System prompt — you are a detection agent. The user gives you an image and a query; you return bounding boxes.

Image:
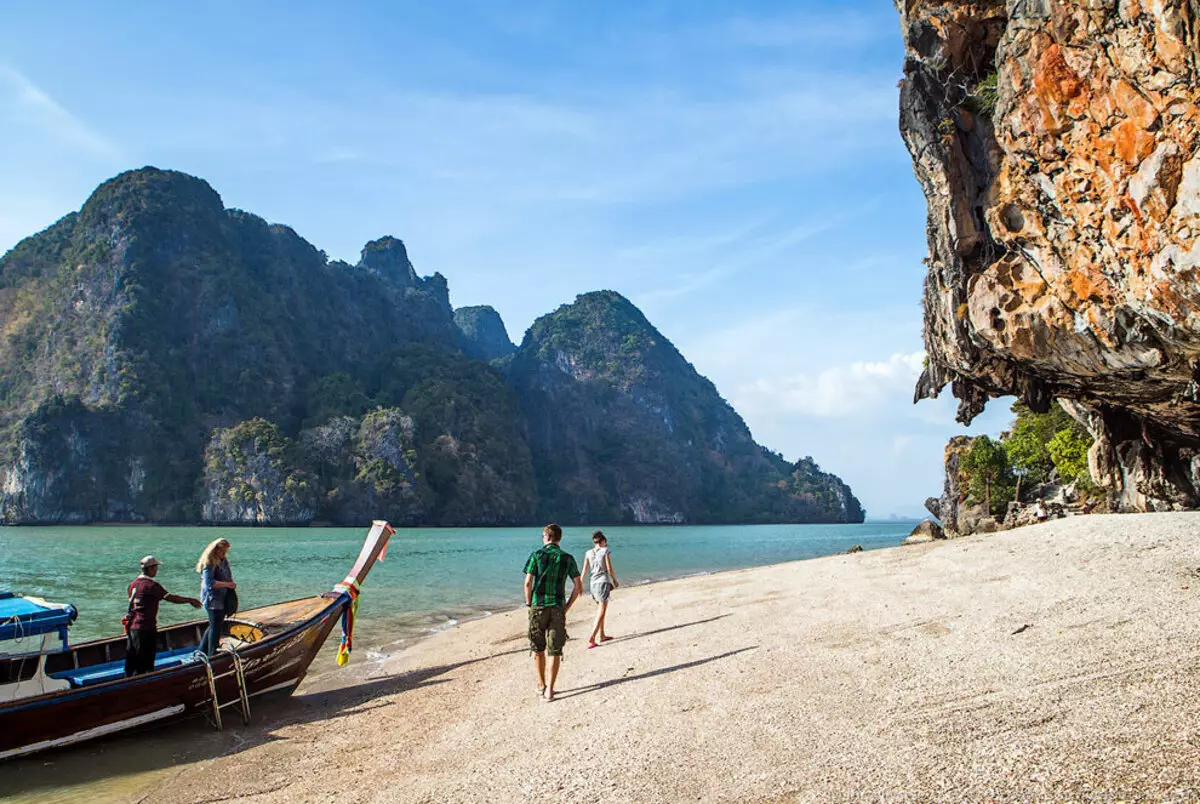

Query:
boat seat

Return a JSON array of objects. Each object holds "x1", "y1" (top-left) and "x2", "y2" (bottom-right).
[{"x1": 51, "y1": 646, "x2": 201, "y2": 687}]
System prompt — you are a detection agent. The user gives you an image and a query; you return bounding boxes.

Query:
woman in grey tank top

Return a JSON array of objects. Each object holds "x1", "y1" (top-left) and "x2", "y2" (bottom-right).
[{"x1": 581, "y1": 530, "x2": 620, "y2": 648}]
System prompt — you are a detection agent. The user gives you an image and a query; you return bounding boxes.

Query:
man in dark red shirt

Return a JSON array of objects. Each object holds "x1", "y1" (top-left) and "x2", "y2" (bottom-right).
[{"x1": 125, "y1": 555, "x2": 201, "y2": 677}]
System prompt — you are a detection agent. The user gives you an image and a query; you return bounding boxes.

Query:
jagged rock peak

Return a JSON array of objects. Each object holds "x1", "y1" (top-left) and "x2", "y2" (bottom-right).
[
  {"x1": 897, "y1": 0, "x2": 1200, "y2": 511},
  {"x1": 454, "y1": 305, "x2": 516, "y2": 362},
  {"x1": 357, "y1": 237, "x2": 451, "y2": 311},
  {"x1": 358, "y1": 236, "x2": 419, "y2": 287}
]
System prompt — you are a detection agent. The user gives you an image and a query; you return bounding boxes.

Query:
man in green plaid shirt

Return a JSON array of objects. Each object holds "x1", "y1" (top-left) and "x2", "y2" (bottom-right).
[{"x1": 523, "y1": 523, "x2": 582, "y2": 702}]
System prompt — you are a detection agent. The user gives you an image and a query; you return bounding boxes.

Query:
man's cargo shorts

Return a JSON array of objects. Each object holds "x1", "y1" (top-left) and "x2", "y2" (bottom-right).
[{"x1": 528, "y1": 605, "x2": 567, "y2": 656}]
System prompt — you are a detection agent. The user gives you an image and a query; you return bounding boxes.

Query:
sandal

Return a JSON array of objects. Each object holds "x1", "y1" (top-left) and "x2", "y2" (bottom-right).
[{"x1": 587, "y1": 642, "x2": 597, "y2": 649}]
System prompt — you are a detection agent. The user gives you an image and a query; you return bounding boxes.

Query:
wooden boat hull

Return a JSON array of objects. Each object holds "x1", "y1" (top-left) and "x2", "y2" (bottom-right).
[{"x1": 0, "y1": 594, "x2": 346, "y2": 760}]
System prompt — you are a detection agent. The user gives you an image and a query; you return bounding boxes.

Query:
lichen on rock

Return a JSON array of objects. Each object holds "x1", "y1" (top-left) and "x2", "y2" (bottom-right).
[{"x1": 898, "y1": 0, "x2": 1200, "y2": 510}]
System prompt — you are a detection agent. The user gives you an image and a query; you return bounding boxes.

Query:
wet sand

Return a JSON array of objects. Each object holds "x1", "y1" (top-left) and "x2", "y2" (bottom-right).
[{"x1": 4, "y1": 512, "x2": 1200, "y2": 802}]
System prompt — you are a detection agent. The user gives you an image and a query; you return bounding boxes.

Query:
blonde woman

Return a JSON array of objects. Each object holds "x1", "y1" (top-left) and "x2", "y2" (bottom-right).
[{"x1": 196, "y1": 538, "x2": 236, "y2": 655}]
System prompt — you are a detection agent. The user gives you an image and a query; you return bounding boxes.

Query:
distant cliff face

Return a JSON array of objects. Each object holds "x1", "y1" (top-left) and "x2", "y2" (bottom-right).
[
  {"x1": 454, "y1": 305, "x2": 516, "y2": 362},
  {"x1": 898, "y1": 0, "x2": 1200, "y2": 510},
  {"x1": 507, "y1": 291, "x2": 865, "y2": 524},
  {"x1": 0, "y1": 168, "x2": 458, "y2": 522},
  {"x1": 0, "y1": 168, "x2": 861, "y2": 526}
]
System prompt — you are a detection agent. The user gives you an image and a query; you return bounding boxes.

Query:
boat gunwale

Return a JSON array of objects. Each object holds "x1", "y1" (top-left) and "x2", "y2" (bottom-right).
[
  {"x1": 56, "y1": 593, "x2": 339, "y2": 652},
  {"x1": 0, "y1": 592, "x2": 349, "y2": 714}
]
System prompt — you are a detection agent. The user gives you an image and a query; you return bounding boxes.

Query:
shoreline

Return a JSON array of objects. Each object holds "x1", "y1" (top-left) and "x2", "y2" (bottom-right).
[
  {"x1": 316, "y1": 540, "x2": 900, "y2": 676},
  {"x1": 9, "y1": 512, "x2": 1198, "y2": 802},
  {"x1": 2, "y1": 521, "x2": 910, "y2": 645}
]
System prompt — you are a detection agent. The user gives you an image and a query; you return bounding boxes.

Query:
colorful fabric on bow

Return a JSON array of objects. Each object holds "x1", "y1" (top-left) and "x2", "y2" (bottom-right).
[{"x1": 334, "y1": 577, "x2": 361, "y2": 667}]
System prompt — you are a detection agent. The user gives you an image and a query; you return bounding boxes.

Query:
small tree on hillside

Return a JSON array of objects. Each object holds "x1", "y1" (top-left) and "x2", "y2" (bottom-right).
[
  {"x1": 1048, "y1": 426, "x2": 1092, "y2": 487},
  {"x1": 962, "y1": 435, "x2": 1015, "y2": 517},
  {"x1": 1002, "y1": 401, "x2": 1079, "y2": 496}
]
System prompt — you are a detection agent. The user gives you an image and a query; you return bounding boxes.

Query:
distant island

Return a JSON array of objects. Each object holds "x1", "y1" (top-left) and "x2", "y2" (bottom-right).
[{"x1": 0, "y1": 168, "x2": 864, "y2": 527}]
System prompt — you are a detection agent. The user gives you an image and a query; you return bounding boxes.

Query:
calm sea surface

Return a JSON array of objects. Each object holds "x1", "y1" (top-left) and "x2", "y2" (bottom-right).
[{"x1": 0, "y1": 522, "x2": 917, "y2": 654}]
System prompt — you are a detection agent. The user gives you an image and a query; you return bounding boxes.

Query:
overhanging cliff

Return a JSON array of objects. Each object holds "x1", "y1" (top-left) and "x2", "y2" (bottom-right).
[{"x1": 898, "y1": 0, "x2": 1200, "y2": 510}]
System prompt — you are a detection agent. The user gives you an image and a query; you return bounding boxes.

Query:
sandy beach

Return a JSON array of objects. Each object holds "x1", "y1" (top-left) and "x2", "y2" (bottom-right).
[{"x1": 5, "y1": 512, "x2": 1200, "y2": 802}]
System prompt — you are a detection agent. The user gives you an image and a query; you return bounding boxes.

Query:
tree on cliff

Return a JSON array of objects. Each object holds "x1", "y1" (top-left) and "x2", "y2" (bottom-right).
[
  {"x1": 961, "y1": 436, "x2": 1014, "y2": 517},
  {"x1": 1001, "y1": 401, "x2": 1096, "y2": 499}
]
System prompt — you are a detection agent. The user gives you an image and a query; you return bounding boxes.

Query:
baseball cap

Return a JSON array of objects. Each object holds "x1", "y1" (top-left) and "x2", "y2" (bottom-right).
[{"x1": 140, "y1": 555, "x2": 161, "y2": 568}]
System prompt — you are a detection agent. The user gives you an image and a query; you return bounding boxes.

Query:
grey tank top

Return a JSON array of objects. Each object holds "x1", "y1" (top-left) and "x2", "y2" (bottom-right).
[{"x1": 586, "y1": 547, "x2": 610, "y2": 584}]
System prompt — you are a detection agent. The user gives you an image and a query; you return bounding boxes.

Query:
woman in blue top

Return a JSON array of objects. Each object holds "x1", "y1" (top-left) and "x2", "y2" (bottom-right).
[{"x1": 196, "y1": 538, "x2": 236, "y2": 655}]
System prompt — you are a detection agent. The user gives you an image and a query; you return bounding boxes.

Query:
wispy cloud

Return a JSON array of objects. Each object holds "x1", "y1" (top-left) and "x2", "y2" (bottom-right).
[
  {"x1": 0, "y1": 64, "x2": 121, "y2": 161},
  {"x1": 734, "y1": 352, "x2": 926, "y2": 419},
  {"x1": 631, "y1": 213, "x2": 852, "y2": 309}
]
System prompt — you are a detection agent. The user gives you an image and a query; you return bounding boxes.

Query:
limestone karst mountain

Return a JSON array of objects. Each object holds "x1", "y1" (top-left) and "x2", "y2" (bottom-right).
[
  {"x1": 507, "y1": 291, "x2": 864, "y2": 524},
  {"x1": 0, "y1": 168, "x2": 863, "y2": 525}
]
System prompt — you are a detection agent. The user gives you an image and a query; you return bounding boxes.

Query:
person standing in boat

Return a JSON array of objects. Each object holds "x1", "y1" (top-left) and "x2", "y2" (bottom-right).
[
  {"x1": 196, "y1": 539, "x2": 237, "y2": 655},
  {"x1": 124, "y1": 555, "x2": 201, "y2": 677},
  {"x1": 523, "y1": 523, "x2": 582, "y2": 702}
]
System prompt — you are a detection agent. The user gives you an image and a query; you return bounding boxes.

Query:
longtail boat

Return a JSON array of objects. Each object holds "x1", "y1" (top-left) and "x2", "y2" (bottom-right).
[{"x1": 0, "y1": 520, "x2": 394, "y2": 761}]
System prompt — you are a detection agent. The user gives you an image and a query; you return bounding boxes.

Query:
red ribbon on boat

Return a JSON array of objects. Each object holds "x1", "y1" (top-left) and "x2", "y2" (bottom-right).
[{"x1": 333, "y1": 576, "x2": 361, "y2": 667}]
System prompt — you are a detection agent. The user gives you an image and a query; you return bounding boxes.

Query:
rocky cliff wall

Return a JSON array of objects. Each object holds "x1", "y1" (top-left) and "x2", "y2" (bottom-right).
[
  {"x1": 0, "y1": 169, "x2": 862, "y2": 526},
  {"x1": 898, "y1": 0, "x2": 1200, "y2": 510}
]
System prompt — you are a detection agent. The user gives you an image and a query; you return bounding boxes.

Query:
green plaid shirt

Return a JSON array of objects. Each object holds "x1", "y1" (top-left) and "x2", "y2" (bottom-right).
[{"x1": 523, "y1": 543, "x2": 581, "y2": 608}]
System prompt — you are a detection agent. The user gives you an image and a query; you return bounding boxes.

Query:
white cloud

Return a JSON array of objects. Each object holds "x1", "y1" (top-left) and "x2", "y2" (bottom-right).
[
  {"x1": 0, "y1": 64, "x2": 121, "y2": 161},
  {"x1": 734, "y1": 352, "x2": 926, "y2": 418}
]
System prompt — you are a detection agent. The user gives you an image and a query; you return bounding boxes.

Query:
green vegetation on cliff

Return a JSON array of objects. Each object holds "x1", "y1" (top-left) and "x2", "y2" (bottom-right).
[
  {"x1": 958, "y1": 401, "x2": 1097, "y2": 516},
  {"x1": 508, "y1": 291, "x2": 864, "y2": 524},
  {"x1": 203, "y1": 419, "x2": 316, "y2": 524},
  {"x1": 0, "y1": 168, "x2": 861, "y2": 526}
]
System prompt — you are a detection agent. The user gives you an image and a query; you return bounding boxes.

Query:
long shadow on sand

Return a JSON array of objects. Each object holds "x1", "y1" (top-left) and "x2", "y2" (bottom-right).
[
  {"x1": 598, "y1": 614, "x2": 732, "y2": 646},
  {"x1": 0, "y1": 647, "x2": 527, "y2": 801},
  {"x1": 554, "y1": 645, "x2": 758, "y2": 701}
]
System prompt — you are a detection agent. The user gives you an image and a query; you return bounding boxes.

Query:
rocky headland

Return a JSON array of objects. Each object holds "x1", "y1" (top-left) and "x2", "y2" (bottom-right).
[{"x1": 0, "y1": 168, "x2": 863, "y2": 526}]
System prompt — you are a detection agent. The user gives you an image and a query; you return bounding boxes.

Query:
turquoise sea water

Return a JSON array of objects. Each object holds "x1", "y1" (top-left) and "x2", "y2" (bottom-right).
[{"x1": 0, "y1": 522, "x2": 916, "y2": 652}]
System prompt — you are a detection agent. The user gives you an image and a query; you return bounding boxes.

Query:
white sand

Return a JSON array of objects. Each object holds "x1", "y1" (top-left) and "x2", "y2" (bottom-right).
[{"x1": 7, "y1": 513, "x2": 1200, "y2": 802}]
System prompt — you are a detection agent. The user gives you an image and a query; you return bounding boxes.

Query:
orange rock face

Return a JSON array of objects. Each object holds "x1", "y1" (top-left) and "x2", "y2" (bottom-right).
[{"x1": 898, "y1": 0, "x2": 1200, "y2": 510}]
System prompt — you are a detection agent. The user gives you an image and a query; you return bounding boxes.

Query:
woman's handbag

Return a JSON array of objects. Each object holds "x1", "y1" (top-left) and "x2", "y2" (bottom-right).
[{"x1": 225, "y1": 588, "x2": 239, "y2": 616}]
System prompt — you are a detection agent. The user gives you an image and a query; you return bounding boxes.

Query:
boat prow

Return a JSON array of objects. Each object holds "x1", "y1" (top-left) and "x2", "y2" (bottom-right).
[{"x1": 0, "y1": 520, "x2": 395, "y2": 761}]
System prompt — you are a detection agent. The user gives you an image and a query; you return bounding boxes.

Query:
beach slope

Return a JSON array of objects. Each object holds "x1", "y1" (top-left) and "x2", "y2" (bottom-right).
[{"x1": 10, "y1": 513, "x2": 1200, "y2": 802}]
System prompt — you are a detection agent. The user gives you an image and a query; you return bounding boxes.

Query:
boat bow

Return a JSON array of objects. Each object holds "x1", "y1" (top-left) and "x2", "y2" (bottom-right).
[{"x1": 330, "y1": 520, "x2": 394, "y2": 666}]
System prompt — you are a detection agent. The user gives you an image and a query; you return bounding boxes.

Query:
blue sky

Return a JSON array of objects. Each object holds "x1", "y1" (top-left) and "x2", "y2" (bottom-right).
[{"x1": 0, "y1": 1, "x2": 1013, "y2": 517}]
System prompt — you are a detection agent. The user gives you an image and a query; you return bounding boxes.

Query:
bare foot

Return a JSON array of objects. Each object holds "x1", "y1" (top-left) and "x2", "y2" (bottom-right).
[{"x1": 600, "y1": 635, "x2": 615, "y2": 642}]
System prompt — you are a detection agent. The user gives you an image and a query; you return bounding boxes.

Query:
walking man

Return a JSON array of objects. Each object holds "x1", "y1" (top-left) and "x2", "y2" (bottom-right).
[
  {"x1": 125, "y1": 555, "x2": 201, "y2": 677},
  {"x1": 523, "y1": 523, "x2": 582, "y2": 702}
]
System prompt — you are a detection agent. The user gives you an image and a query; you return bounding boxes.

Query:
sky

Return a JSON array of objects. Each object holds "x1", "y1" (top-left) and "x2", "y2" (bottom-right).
[{"x1": 0, "y1": 1, "x2": 1014, "y2": 518}]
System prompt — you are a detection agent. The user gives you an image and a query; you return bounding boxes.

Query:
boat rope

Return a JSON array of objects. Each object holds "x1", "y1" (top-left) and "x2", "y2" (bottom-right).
[{"x1": 333, "y1": 576, "x2": 361, "y2": 667}]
